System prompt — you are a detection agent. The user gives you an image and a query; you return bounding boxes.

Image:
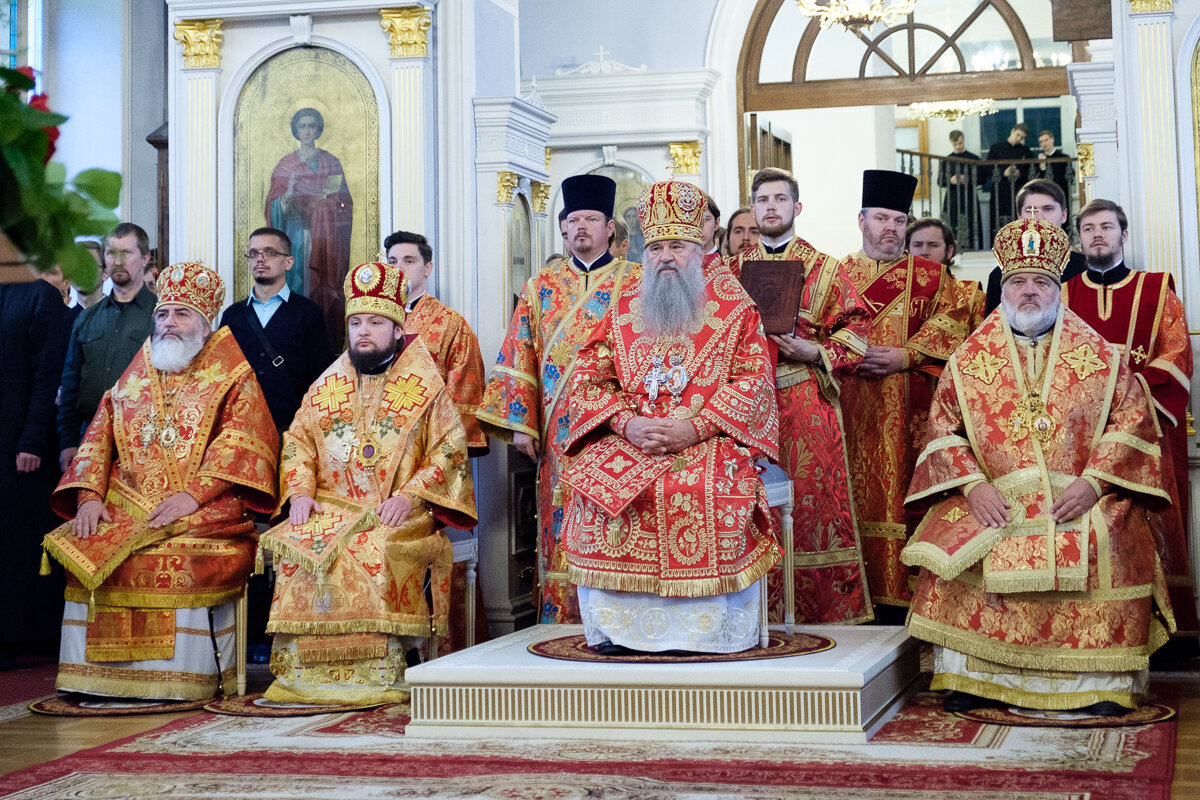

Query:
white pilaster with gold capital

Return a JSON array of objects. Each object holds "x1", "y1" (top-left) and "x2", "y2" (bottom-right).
[
  {"x1": 170, "y1": 18, "x2": 223, "y2": 268},
  {"x1": 1068, "y1": 41, "x2": 1118, "y2": 205},
  {"x1": 381, "y1": 6, "x2": 434, "y2": 237},
  {"x1": 1113, "y1": 0, "x2": 1182, "y2": 281}
]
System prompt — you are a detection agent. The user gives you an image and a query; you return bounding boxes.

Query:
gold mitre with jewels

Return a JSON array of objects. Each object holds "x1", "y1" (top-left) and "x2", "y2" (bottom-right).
[
  {"x1": 635, "y1": 180, "x2": 707, "y2": 245},
  {"x1": 155, "y1": 261, "x2": 225, "y2": 324},
  {"x1": 344, "y1": 261, "x2": 408, "y2": 325},
  {"x1": 993, "y1": 217, "x2": 1071, "y2": 284}
]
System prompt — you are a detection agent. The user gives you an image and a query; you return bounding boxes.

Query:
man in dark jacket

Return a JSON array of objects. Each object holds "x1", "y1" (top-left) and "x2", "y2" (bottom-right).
[
  {"x1": 219, "y1": 227, "x2": 336, "y2": 437},
  {"x1": 57, "y1": 223, "x2": 156, "y2": 471}
]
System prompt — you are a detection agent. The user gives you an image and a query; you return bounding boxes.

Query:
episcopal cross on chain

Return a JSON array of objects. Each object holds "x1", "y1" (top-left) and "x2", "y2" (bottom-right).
[{"x1": 643, "y1": 355, "x2": 668, "y2": 403}]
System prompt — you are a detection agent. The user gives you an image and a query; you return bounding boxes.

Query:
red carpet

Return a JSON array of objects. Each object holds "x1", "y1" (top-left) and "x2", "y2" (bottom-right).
[
  {"x1": 0, "y1": 663, "x2": 57, "y2": 707},
  {"x1": 0, "y1": 685, "x2": 1178, "y2": 799}
]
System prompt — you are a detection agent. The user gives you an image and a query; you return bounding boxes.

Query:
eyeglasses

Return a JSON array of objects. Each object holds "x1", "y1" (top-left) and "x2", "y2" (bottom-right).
[{"x1": 245, "y1": 248, "x2": 289, "y2": 261}]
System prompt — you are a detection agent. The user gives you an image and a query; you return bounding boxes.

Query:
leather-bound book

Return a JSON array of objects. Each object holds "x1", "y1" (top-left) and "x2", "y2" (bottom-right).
[{"x1": 738, "y1": 260, "x2": 804, "y2": 335}]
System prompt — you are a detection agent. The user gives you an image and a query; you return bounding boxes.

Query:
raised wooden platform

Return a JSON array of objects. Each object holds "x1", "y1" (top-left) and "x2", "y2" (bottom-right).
[{"x1": 405, "y1": 624, "x2": 920, "y2": 743}]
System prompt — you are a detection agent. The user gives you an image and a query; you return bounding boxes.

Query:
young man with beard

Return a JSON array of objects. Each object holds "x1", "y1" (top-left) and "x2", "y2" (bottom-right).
[
  {"x1": 724, "y1": 206, "x2": 760, "y2": 257},
  {"x1": 732, "y1": 167, "x2": 874, "y2": 625},
  {"x1": 902, "y1": 218, "x2": 1175, "y2": 716},
  {"x1": 559, "y1": 180, "x2": 779, "y2": 654},
  {"x1": 219, "y1": 227, "x2": 336, "y2": 438},
  {"x1": 838, "y1": 170, "x2": 973, "y2": 623},
  {"x1": 907, "y1": 217, "x2": 986, "y2": 329},
  {"x1": 44, "y1": 262, "x2": 279, "y2": 699},
  {"x1": 57, "y1": 223, "x2": 157, "y2": 472},
  {"x1": 1061, "y1": 200, "x2": 1198, "y2": 664},
  {"x1": 259, "y1": 261, "x2": 476, "y2": 704},
  {"x1": 478, "y1": 174, "x2": 639, "y2": 624}
]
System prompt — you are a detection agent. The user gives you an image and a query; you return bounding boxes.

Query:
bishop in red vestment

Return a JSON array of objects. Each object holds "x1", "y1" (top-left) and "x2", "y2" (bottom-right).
[{"x1": 560, "y1": 180, "x2": 780, "y2": 654}]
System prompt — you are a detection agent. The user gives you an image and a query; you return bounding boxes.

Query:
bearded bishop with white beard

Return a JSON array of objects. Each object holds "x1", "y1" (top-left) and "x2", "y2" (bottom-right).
[
  {"x1": 43, "y1": 262, "x2": 279, "y2": 700},
  {"x1": 901, "y1": 219, "x2": 1175, "y2": 716},
  {"x1": 559, "y1": 180, "x2": 780, "y2": 654}
]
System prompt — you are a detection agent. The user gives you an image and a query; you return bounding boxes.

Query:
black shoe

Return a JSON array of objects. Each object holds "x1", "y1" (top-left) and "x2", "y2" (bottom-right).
[
  {"x1": 1077, "y1": 701, "x2": 1131, "y2": 717},
  {"x1": 943, "y1": 691, "x2": 992, "y2": 713},
  {"x1": 404, "y1": 647, "x2": 422, "y2": 667},
  {"x1": 592, "y1": 641, "x2": 636, "y2": 657}
]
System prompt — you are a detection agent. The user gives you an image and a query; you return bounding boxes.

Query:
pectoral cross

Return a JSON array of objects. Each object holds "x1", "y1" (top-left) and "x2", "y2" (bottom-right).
[{"x1": 643, "y1": 355, "x2": 668, "y2": 403}]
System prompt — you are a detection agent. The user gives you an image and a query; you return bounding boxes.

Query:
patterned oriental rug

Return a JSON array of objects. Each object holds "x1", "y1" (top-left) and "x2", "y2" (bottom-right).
[{"x1": 0, "y1": 686, "x2": 1177, "y2": 799}]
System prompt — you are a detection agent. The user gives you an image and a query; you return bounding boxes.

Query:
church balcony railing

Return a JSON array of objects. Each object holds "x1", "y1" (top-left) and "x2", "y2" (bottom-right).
[{"x1": 896, "y1": 149, "x2": 1079, "y2": 252}]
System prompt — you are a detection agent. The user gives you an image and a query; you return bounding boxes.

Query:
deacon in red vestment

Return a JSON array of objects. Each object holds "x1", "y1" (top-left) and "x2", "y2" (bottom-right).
[
  {"x1": 478, "y1": 175, "x2": 639, "y2": 624},
  {"x1": 903, "y1": 219, "x2": 1175, "y2": 715},
  {"x1": 1062, "y1": 199, "x2": 1197, "y2": 658},
  {"x1": 839, "y1": 170, "x2": 974, "y2": 619},
  {"x1": 560, "y1": 180, "x2": 780, "y2": 654},
  {"x1": 44, "y1": 262, "x2": 279, "y2": 699},
  {"x1": 735, "y1": 167, "x2": 873, "y2": 625}
]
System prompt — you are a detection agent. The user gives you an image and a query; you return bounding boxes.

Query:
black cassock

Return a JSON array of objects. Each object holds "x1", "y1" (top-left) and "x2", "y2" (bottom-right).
[
  {"x1": 984, "y1": 141, "x2": 1032, "y2": 231},
  {"x1": 0, "y1": 279, "x2": 70, "y2": 657},
  {"x1": 937, "y1": 149, "x2": 983, "y2": 250}
]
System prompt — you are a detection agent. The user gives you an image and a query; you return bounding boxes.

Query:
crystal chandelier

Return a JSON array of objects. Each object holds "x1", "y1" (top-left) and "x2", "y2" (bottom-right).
[
  {"x1": 906, "y1": 99, "x2": 998, "y2": 122},
  {"x1": 796, "y1": 1, "x2": 917, "y2": 32}
]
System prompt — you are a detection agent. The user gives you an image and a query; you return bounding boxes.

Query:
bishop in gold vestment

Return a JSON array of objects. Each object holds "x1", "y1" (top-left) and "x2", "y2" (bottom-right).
[
  {"x1": 260, "y1": 262, "x2": 476, "y2": 705},
  {"x1": 44, "y1": 262, "x2": 278, "y2": 699},
  {"x1": 903, "y1": 220, "x2": 1174, "y2": 714}
]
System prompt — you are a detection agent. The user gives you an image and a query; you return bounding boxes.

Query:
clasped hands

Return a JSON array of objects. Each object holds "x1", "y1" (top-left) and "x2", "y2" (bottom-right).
[
  {"x1": 966, "y1": 477, "x2": 1098, "y2": 528},
  {"x1": 73, "y1": 491, "x2": 200, "y2": 539},
  {"x1": 624, "y1": 416, "x2": 698, "y2": 456},
  {"x1": 289, "y1": 494, "x2": 413, "y2": 527}
]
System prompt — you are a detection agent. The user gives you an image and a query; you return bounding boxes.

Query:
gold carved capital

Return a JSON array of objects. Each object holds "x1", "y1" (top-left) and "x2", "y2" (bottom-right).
[
  {"x1": 668, "y1": 141, "x2": 702, "y2": 175},
  {"x1": 1130, "y1": 0, "x2": 1172, "y2": 13},
  {"x1": 497, "y1": 171, "x2": 520, "y2": 204},
  {"x1": 531, "y1": 181, "x2": 550, "y2": 213},
  {"x1": 380, "y1": 7, "x2": 432, "y2": 59},
  {"x1": 1076, "y1": 143, "x2": 1095, "y2": 178},
  {"x1": 173, "y1": 19, "x2": 223, "y2": 70}
]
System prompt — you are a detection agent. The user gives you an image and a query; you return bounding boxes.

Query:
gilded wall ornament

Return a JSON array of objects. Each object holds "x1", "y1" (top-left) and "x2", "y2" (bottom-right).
[
  {"x1": 173, "y1": 19, "x2": 223, "y2": 70},
  {"x1": 668, "y1": 141, "x2": 702, "y2": 175},
  {"x1": 1130, "y1": 0, "x2": 1173, "y2": 13},
  {"x1": 1076, "y1": 142, "x2": 1095, "y2": 178},
  {"x1": 497, "y1": 171, "x2": 520, "y2": 204},
  {"x1": 531, "y1": 181, "x2": 550, "y2": 213},
  {"x1": 380, "y1": 7, "x2": 433, "y2": 59}
]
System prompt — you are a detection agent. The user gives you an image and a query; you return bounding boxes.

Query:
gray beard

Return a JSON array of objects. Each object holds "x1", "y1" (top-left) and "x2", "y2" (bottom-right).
[
  {"x1": 150, "y1": 331, "x2": 206, "y2": 373},
  {"x1": 1002, "y1": 296, "x2": 1060, "y2": 337},
  {"x1": 640, "y1": 253, "x2": 706, "y2": 337}
]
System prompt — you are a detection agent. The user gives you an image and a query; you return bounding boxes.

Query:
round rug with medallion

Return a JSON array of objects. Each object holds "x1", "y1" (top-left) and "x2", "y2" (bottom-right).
[
  {"x1": 528, "y1": 632, "x2": 835, "y2": 663},
  {"x1": 954, "y1": 702, "x2": 1175, "y2": 728},
  {"x1": 29, "y1": 694, "x2": 210, "y2": 716},
  {"x1": 203, "y1": 693, "x2": 387, "y2": 717}
]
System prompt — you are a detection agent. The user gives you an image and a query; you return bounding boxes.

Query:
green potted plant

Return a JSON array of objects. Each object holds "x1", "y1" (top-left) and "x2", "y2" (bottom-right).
[{"x1": 0, "y1": 66, "x2": 121, "y2": 286}]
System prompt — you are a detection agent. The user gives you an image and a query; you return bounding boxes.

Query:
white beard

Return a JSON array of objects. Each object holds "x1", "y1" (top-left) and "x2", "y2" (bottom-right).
[
  {"x1": 150, "y1": 330, "x2": 206, "y2": 373},
  {"x1": 1001, "y1": 296, "x2": 1059, "y2": 337},
  {"x1": 640, "y1": 251, "x2": 706, "y2": 337}
]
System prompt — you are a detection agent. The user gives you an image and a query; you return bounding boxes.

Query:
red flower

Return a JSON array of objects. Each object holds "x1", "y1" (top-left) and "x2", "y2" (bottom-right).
[{"x1": 16, "y1": 69, "x2": 58, "y2": 163}]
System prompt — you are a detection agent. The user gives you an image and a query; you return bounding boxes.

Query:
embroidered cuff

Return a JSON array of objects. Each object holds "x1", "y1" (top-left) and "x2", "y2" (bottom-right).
[
  {"x1": 691, "y1": 416, "x2": 720, "y2": 442},
  {"x1": 960, "y1": 479, "x2": 987, "y2": 498},
  {"x1": 77, "y1": 489, "x2": 103, "y2": 508},
  {"x1": 1082, "y1": 475, "x2": 1107, "y2": 498},
  {"x1": 609, "y1": 409, "x2": 636, "y2": 438},
  {"x1": 186, "y1": 477, "x2": 231, "y2": 506}
]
